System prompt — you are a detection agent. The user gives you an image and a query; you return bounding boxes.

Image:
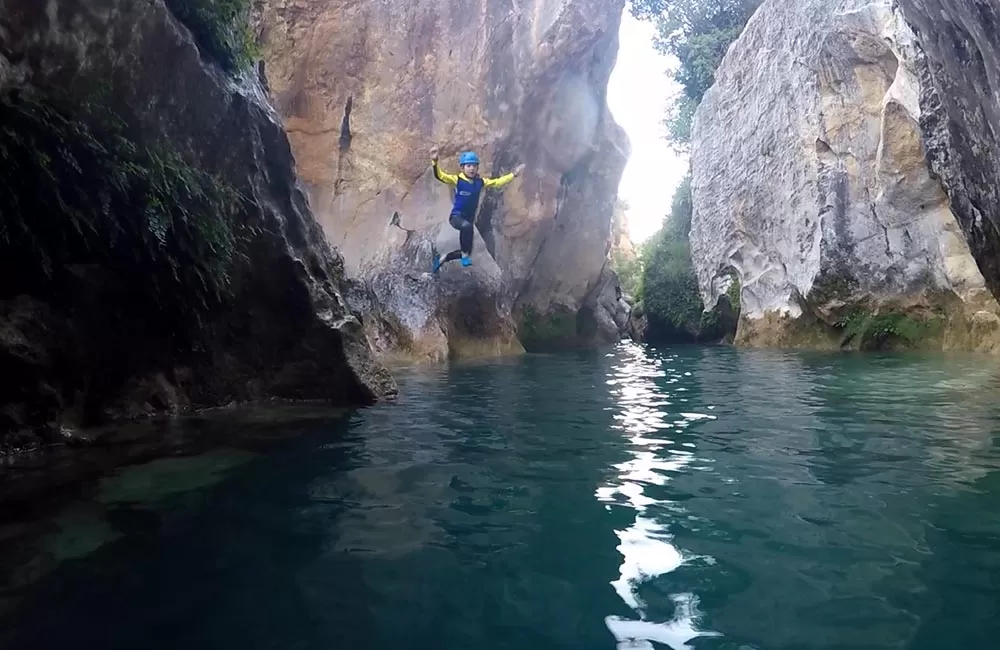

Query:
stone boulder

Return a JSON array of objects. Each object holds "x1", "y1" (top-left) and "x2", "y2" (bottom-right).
[{"x1": 345, "y1": 214, "x2": 523, "y2": 363}]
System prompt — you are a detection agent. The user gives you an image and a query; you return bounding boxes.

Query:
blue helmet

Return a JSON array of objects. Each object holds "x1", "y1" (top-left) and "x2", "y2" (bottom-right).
[{"x1": 459, "y1": 151, "x2": 480, "y2": 165}]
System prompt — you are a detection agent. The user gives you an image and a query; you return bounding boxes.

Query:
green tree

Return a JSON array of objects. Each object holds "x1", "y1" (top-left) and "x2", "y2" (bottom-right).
[
  {"x1": 638, "y1": 176, "x2": 700, "y2": 336},
  {"x1": 629, "y1": 0, "x2": 762, "y2": 149},
  {"x1": 635, "y1": 175, "x2": 739, "y2": 342},
  {"x1": 613, "y1": 250, "x2": 643, "y2": 298}
]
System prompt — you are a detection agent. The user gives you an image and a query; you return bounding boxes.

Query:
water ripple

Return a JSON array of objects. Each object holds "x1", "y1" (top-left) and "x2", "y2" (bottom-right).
[
  {"x1": 5, "y1": 344, "x2": 1000, "y2": 649},
  {"x1": 598, "y1": 341, "x2": 720, "y2": 649}
]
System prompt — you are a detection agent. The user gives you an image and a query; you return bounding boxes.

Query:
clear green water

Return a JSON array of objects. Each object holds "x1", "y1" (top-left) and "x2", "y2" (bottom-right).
[{"x1": 3, "y1": 343, "x2": 1000, "y2": 649}]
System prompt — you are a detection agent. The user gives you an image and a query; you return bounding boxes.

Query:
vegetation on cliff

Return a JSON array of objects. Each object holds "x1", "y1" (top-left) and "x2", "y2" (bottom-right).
[
  {"x1": 835, "y1": 308, "x2": 946, "y2": 351},
  {"x1": 610, "y1": 199, "x2": 642, "y2": 298},
  {"x1": 613, "y1": 248, "x2": 643, "y2": 300},
  {"x1": 164, "y1": 0, "x2": 260, "y2": 73},
  {"x1": 632, "y1": 175, "x2": 738, "y2": 342},
  {"x1": 0, "y1": 89, "x2": 250, "y2": 335},
  {"x1": 629, "y1": 0, "x2": 762, "y2": 150},
  {"x1": 622, "y1": 0, "x2": 758, "y2": 342}
]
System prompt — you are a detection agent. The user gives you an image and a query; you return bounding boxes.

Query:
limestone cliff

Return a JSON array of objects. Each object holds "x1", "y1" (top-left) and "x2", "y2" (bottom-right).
[
  {"x1": 895, "y1": 0, "x2": 1000, "y2": 305},
  {"x1": 690, "y1": 0, "x2": 1000, "y2": 352},
  {"x1": 0, "y1": 0, "x2": 395, "y2": 449},
  {"x1": 258, "y1": 0, "x2": 629, "y2": 356}
]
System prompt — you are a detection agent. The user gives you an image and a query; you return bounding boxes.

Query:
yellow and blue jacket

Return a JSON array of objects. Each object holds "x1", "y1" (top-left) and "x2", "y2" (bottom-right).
[{"x1": 432, "y1": 159, "x2": 515, "y2": 222}]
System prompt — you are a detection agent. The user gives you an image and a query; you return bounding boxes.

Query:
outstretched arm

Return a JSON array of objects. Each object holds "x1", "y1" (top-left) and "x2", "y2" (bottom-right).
[
  {"x1": 484, "y1": 163, "x2": 526, "y2": 189},
  {"x1": 430, "y1": 147, "x2": 458, "y2": 186}
]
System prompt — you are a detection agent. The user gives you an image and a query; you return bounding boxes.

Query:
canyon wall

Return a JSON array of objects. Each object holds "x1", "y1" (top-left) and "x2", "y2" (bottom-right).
[
  {"x1": 258, "y1": 0, "x2": 630, "y2": 357},
  {"x1": 0, "y1": 0, "x2": 395, "y2": 449},
  {"x1": 690, "y1": 0, "x2": 1000, "y2": 351}
]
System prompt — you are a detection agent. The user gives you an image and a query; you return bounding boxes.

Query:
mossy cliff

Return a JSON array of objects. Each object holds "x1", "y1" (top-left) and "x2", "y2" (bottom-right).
[
  {"x1": 0, "y1": 0, "x2": 394, "y2": 451},
  {"x1": 626, "y1": 176, "x2": 740, "y2": 345}
]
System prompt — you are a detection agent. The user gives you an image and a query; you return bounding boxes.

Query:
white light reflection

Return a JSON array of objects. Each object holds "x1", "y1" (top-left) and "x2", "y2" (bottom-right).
[
  {"x1": 611, "y1": 516, "x2": 683, "y2": 610},
  {"x1": 597, "y1": 342, "x2": 721, "y2": 649},
  {"x1": 605, "y1": 594, "x2": 722, "y2": 650}
]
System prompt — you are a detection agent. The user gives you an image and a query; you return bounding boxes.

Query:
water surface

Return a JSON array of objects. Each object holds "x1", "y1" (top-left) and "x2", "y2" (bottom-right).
[{"x1": 3, "y1": 343, "x2": 1000, "y2": 649}]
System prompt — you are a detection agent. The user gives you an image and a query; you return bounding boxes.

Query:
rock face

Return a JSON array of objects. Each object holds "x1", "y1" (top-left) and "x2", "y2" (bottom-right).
[
  {"x1": 690, "y1": 0, "x2": 1000, "y2": 351},
  {"x1": 895, "y1": 0, "x2": 1000, "y2": 303},
  {"x1": 343, "y1": 216, "x2": 524, "y2": 362},
  {"x1": 0, "y1": 0, "x2": 395, "y2": 448},
  {"x1": 258, "y1": 0, "x2": 629, "y2": 353}
]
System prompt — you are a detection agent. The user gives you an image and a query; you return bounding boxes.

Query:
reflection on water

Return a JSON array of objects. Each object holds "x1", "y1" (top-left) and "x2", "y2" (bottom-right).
[
  {"x1": 599, "y1": 344, "x2": 720, "y2": 649},
  {"x1": 596, "y1": 343, "x2": 1000, "y2": 649},
  {"x1": 3, "y1": 344, "x2": 1000, "y2": 649}
]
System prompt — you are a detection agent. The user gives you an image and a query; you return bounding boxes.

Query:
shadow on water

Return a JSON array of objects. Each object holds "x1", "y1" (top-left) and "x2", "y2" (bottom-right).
[
  {"x1": 3, "y1": 343, "x2": 1000, "y2": 649},
  {"x1": 0, "y1": 352, "x2": 634, "y2": 650},
  {"x1": 0, "y1": 405, "x2": 358, "y2": 629},
  {"x1": 0, "y1": 409, "x2": 366, "y2": 649}
]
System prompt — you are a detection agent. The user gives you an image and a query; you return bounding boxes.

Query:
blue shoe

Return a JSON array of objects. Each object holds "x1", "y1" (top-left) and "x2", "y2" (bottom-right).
[
  {"x1": 432, "y1": 253, "x2": 442, "y2": 273},
  {"x1": 461, "y1": 255, "x2": 472, "y2": 267}
]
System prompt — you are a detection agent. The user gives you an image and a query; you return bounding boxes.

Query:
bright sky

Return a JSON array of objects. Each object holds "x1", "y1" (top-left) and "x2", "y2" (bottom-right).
[{"x1": 607, "y1": 12, "x2": 689, "y2": 243}]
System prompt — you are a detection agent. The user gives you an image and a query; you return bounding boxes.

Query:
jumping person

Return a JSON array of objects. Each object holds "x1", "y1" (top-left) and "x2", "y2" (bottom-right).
[{"x1": 429, "y1": 146, "x2": 525, "y2": 271}]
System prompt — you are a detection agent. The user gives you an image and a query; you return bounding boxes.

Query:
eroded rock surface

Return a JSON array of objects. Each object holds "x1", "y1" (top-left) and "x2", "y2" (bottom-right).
[
  {"x1": 259, "y1": 0, "x2": 629, "y2": 352},
  {"x1": 690, "y1": 0, "x2": 1000, "y2": 351},
  {"x1": 345, "y1": 215, "x2": 523, "y2": 363},
  {"x1": 895, "y1": 0, "x2": 1000, "y2": 304}
]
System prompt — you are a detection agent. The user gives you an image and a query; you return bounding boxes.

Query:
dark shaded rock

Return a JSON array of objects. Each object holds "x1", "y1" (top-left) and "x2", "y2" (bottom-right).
[
  {"x1": 626, "y1": 295, "x2": 738, "y2": 346},
  {"x1": 0, "y1": 0, "x2": 395, "y2": 448},
  {"x1": 585, "y1": 265, "x2": 632, "y2": 343},
  {"x1": 627, "y1": 307, "x2": 648, "y2": 343},
  {"x1": 897, "y1": 0, "x2": 1000, "y2": 303}
]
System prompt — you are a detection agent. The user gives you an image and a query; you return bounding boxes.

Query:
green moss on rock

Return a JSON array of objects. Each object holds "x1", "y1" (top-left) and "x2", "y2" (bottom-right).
[
  {"x1": 807, "y1": 269, "x2": 861, "y2": 308},
  {"x1": 518, "y1": 305, "x2": 578, "y2": 350},
  {"x1": 0, "y1": 88, "x2": 251, "y2": 332},
  {"x1": 164, "y1": 0, "x2": 260, "y2": 73},
  {"x1": 735, "y1": 310, "x2": 842, "y2": 349},
  {"x1": 835, "y1": 308, "x2": 945, "y2": 350},
  {"x1": 725, "y1": 273, "x2": 741, "y2": 310}
]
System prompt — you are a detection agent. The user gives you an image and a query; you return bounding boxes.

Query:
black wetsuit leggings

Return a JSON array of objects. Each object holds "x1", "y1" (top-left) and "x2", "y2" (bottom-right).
[{"x1": 442, "y1": 214, "x2": 474, "y2": 263}]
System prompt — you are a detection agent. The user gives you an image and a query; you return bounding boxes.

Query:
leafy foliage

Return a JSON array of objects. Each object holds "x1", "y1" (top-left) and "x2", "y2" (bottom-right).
[
  {"x1": 609, "y1": 198, "x2": 643, "y2": 297},
  {"x1": 641, "y1": 232, "x2": 704, "y2": 334},
  {"x1": 635, "y1": 175, "x2": 739, "y2": 342},
  {"x1": 628, "y1": 0, "x2": 763, "y2": 148},
  {"x1": 725, "y1": 271, "x2": 741, "y2": 307},
  {"x1": 666, "y1": 174, "x2": 693, "y2": 237},
  {"x1": 164, "y1": 0, "x2": 260, "y2": 73},
  {"x1": 637, "y1": 176, "x2": 700, "y2": 333},
  {"x1": 612, "y1": 249, "x2": 643, "y2": 298},
  {"x1": 0, "y1": 88, "x2": 251, "y2": 327}
]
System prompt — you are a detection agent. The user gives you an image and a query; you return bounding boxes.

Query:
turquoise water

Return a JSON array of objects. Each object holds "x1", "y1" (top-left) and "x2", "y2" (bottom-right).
[{"x1": 3, "y1": 343, "x2": 1000, "y2": 649}]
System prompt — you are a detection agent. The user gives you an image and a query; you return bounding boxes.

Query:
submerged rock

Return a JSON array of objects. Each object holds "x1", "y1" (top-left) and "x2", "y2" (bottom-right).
[
  {"x1": 0, "y1": 0, "x2": 395, "y2": 448},
  {"x1": 690, "y1": 0, "x2": 1000, "y2": 352},
  {"x1": 258, "y1": 0, "x2": 629, "y2": 353}
]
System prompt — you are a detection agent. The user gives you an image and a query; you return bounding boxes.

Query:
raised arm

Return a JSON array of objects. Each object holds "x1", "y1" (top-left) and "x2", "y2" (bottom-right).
[
  {"x1": 430, "y1": 147, "x2": 458, "y2": 186},
  {"x1": 484, "y1": 163, "x2": 526, "y2": 189}
]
